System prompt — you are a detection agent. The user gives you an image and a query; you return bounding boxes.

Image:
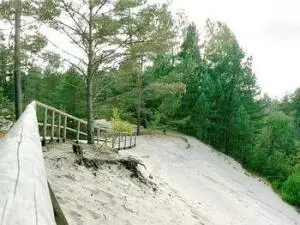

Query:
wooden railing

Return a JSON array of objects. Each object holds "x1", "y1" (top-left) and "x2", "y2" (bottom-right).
[
  {"x1": 0, "y1": 101, "x2": 56, "y2": 225},
  {"x1": 35, "y1": 101, "x2": 137, "y2": 149}
]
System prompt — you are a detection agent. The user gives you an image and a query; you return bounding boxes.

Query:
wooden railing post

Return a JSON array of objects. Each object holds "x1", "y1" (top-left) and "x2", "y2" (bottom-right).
[
  {"x1": 76, "y1": 121, "x2": 80, "y2": 144},
  {"x1": 57, "y1": 113, "x2": 61, "y2": 142},
  {"x1": 51, "y1": 111, "x2": 55, "y2": 142},
  {"x1": 43, "y1": 107, "x2": 48, "y2": 145},
  {"x1": 63, "y1": 115, "x2": 67, "y2": 142},
  {"x1": 130, "y1": 133, "x2": 132, "y2": 148},
  {"x1": 97, "y1": 129, "x2": 100, "y2": 144},
  {"x1": 118, "y1": 133, "x2": 121, "y2": 150},
  {"x1": 124, "y1": 133, "x2": 127, "y2": 149},
  {"x1": 134, "y1": 132, "x2": 137, "y2": 147},
  {"x1": 111, "y1": 136, "x2": 115, "y2": 148},
  {"x1": 104, "y1": 131, "x2": 108, "y2": 147}
]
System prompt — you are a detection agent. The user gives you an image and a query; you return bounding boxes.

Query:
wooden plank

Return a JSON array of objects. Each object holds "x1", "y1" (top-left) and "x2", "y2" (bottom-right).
[
  {"x1": 63, "y1": 116, "x2": 67, "y2": 142},
  {"x1": 51, "y1": 111, "x2": 55, "y2": 142},
  {"x1": 0, "y1": 102, "x2": 56, "y2": 225}
]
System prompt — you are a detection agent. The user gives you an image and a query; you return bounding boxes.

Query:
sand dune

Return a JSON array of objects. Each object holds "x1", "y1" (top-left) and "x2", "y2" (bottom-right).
[
  {"x1": 44, "y1": 135, "x2": 300, "y2": 225},
  {"x1": 120, "y1": 135, "x2": 300, "y2": 225}
]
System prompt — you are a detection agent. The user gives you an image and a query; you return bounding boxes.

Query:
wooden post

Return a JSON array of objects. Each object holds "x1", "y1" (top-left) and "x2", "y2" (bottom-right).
[
  {"x1": 118, "y1": 133, "x2": 121, "y2": 150},
  {"x1": 63, "y1": 115, "x2": 67, "y2": 142},
  {"x1": 124, "y1": 133, "x2": 127, "y2": 149},
  {"x1": 97, "y1": 129, "x2": 100, "y2": 144},
  {"x1": 0, "y1": 102, "x2": 56, "y2": 225},
  {"x1": 76, "y1": 121, "x2": 80, "y2": 144},
  {"x1": 43, "y1": 107, "x2": 48, "y2": 145},
  {"x1": 51, "y1": 111, "x2": 55, "y2": 142},
  {"x1": 111, "y1": 136, "x2": 114, "y2": 148},
  {"x1": 104, "y1": 131, "x2": 108, "y2": 147},
  {"x1": 134, "y1": 132, "x2": 137, "y2": 147},
  {"x1": 130, "y1": 133, "x2": 132, "y2": 148},
  {"x1": 57, "y1": 113, "x2": 61, "y2": 142}
]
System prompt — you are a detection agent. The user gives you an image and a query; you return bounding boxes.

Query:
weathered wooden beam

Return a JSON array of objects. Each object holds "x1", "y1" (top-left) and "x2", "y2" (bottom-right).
[{"x1": 0, "y1": 102, "x2": 56, "y2": 225}]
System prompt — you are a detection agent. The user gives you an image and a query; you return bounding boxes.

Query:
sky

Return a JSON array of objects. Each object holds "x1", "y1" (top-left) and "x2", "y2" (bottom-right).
[{"x1": 170, "y1": 0, "x2": 300, "y2": 98}]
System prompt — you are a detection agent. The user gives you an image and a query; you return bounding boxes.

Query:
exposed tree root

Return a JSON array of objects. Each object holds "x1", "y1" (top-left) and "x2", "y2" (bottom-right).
[{"x1": 75, "y1": 156, "x2": 156, "y2": 189}]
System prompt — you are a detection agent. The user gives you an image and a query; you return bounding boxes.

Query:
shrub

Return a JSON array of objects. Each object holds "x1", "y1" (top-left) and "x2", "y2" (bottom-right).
[
  {"x1": 112, "y1": 119, "x2": 135, "y2": 134},
  {"x1": 111, "y1": 108, "x2": 135, "y2": 134},
  {"x1": 281, "y1": 169, "x2": 300, "y2": 206},
  {"x1": 0, "y1": 130, "x2": 6, "y2": 137}
]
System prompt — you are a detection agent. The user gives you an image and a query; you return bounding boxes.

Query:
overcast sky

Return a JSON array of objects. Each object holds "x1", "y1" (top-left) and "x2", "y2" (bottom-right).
[{"x1": 170, "y1": 0, "x2": 300, "y2": 98}]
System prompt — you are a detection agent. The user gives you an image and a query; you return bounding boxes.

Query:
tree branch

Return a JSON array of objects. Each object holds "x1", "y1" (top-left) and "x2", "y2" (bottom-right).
[
  {"x1": 62, "y1": 58, "x2": 86, "y2": 76},
  {"x1": 58, "y1": 22, "x2": 87, "y2": 53},
  {"x1": 45, "y1": 36, "x2": 88, "y2": 66},
  {"x1": 93, "y1": 0, "x2": 110, "y2": 16},
  {"x1": 60, "y1": 0, "x2": 86, "y2": 35}
]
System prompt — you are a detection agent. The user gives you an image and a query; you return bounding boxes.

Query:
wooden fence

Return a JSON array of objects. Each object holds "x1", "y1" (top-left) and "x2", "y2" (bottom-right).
[
  {"x1": 35, "y1": 101, "x2": 137, "y2": 149},
  {"x1": 0, "y1": 101, "x2": 137, "y2": 225}
]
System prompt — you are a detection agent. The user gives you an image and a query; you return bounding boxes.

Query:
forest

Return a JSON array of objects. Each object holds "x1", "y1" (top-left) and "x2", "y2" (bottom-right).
[{"x1": 0, "y1": 0, "x2": 299, "y2": 207}]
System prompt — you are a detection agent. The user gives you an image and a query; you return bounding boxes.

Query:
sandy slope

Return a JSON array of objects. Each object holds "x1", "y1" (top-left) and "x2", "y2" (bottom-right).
[
  {"x1": 44, "y1": 143, "x2": 206, "y2": 225},
  {"x1": 120, "y1": 135, "x2": 300, "y2": 225}
]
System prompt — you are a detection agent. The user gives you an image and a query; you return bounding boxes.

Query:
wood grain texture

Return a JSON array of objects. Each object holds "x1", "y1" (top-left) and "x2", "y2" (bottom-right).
[{"x1": 0, "y1": 102, "x2": 56, "y2": 225}]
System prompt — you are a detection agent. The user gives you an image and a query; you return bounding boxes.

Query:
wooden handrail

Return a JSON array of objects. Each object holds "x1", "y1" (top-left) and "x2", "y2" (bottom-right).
[
  {"x1": 0, "y1": 101, "x2": 56, "y2": 225},
  {"x1": 36, "y1": 101, "x2": 137, "y2": 149},
  {"x1": 36, "y1": 101, "x2": 108, "y2": 144},
  {"x1": 36, "y1": 101, "x2": 88, "y2": 125}
]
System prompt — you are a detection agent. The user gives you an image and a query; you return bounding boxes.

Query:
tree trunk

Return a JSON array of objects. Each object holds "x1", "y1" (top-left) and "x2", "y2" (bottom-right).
[
  {"x1": 14, "y1": 0, "x2": 22, "y2": 119},
  {"x1": 86, "y1": 0, "x2": 94, "y2": 144},
  {"x1": 86, "y1": 77, "x2": 94, "y2": 144},
  {"x1": 136, "y1": 69, "x2": 142, "y2": 135}
]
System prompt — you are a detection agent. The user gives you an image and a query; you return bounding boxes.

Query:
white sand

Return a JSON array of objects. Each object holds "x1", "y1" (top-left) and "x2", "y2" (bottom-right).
[
  {"x1": 44, "y1": 135, "x2": 300, "y2": 225},
  {"x1": 44, "y1": 143, "x2": 206, "y2": 225},
  {"x1": 120, "y1": 135, "x2": 300, "y2": 225}
]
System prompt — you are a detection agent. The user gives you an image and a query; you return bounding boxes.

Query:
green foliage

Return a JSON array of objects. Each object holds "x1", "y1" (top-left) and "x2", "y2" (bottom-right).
[
  {"x1": 111, "y1": 108, "x2": 135, "y2": 134},
  {"x1": 258, "y1": 112, "x2": 296, "y2": 155},
  {"x1": 281, "y1": 169, "x2": 300, "y2": 206},
  {"x1": 0, "y1": 129, "x2": 6, "y2": 137},
  {"x1": 0, "y1": 0, "x2": 299, "y2": 208},
  {"x1": 0, "y1": 87, "x2": 13, "y2": 117}
]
